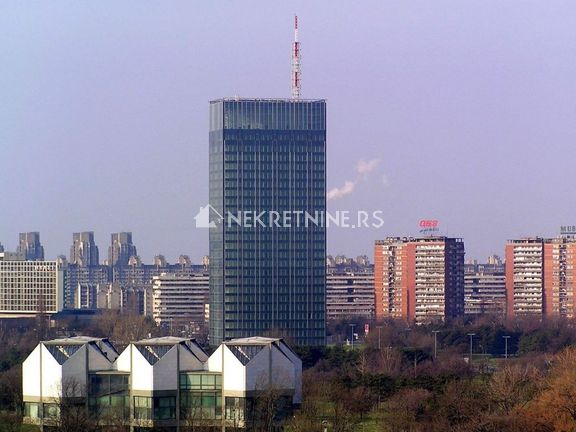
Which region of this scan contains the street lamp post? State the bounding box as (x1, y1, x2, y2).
(467, 333, 476, 362)
(432, 330, 440, 359)
(350, 324, 356, 349)
(503, 335, 510, 359)
(377, 326, 383, 350)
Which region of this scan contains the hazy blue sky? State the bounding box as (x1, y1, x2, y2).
(2, 1, 576, 263)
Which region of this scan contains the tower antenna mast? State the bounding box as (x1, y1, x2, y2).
(292, 15, 301, 99)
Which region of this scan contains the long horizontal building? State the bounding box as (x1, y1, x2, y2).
(0, 260, 64, 317)
(22, 336, 301, 431)
(374, 237, 465, 323)
(326, 270, 374, 320)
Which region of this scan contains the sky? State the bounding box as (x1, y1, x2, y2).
(2, 1, 576, 263)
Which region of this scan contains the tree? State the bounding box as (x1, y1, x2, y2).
(488, 364, 542, 414)
(285, 402, 324, 432)
(0, 365, 22, 412)
(180, 393, 214, 432)
(434, 379, 490, 429)
(524, 346, 576, 430)
(249, 372, 292, 432)
(380, 388, 430, 432)
(50, 377, 97, 432)
(375, 346, 403, 377)
(0, 411, 22, 432)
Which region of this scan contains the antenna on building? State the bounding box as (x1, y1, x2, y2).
(291, 15, 301, 99)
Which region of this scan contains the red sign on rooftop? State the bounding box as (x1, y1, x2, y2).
(419, 219, 439, 228)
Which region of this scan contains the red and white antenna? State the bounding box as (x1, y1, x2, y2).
(291, 15, 301, 99)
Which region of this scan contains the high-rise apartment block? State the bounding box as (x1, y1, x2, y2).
(209, 98, 326, 345)
(108, 232, 137, 266)
(464, 262, 506, 316)
(374, 237, 465, 323)
(0, 260, 64, 316)
(506, 237, 576, 318)
(17, 232, 45, 261)
(70, 232, 99, 266)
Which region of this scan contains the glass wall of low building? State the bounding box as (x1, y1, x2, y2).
(179, 372, 223, 421)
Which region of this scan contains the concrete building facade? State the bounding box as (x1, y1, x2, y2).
(464, 262, 506, 316)
(108, 232, 138, 267)
(0, 260, 64, 317)
(152, 272, 210, 331)
(506, 237, 576, 318)
(17, 232, 45, 261)
(326, 270, 375, 320)
(374, 237, 465, 323)
(70, 232, 100, 267)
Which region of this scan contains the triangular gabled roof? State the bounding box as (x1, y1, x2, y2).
(135, 344, 174, 365)
(45, 344, 82, 365)
(132, 336, 207, 366)
(42, 336, 118, 365)
(226, 344, 265, 366)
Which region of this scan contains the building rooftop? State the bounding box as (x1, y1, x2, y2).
(41, 336, 118, 364)
(223, 337, 298, 366)
(133, 336, 193, 345)
(132, 336, 208, 365)
(224, 336, 281, 346)
(210, 97, 325, 104)
(43, 336, 108, 345)
(375, 236, 463, 244)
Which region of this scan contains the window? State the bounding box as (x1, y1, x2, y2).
(225, 397, 245, 422)
(134, 396, 152, 420)
(43, 403, 60, 419)
(180, 392, 222, 420)
(154, 396, 176, 420)
(24, 402, 40, 419)
(180, 373, 222, 390)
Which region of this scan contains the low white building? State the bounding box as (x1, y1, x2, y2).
(22, 335, 301, 431)
(22, 336, 119, 425)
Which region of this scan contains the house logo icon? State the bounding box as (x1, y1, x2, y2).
(194, 204, 224, 229)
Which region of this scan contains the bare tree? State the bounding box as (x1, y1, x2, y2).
(380, 388, 430, 432)
(0, 411, 22, 432)
(181, 394, 215, 432)
(376, 346, 403, 376)
(248, 371, 294, 432)
(488, 364, 542, 414)
(49, 377, 97, 432)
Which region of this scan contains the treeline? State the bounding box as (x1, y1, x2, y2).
(289, 317, 576, 432)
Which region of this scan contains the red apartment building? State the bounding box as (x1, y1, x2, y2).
(374, 237, 465, 323)
(506, 237, 576, 318)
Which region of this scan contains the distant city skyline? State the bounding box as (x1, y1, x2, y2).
(2, 2, 576, 262)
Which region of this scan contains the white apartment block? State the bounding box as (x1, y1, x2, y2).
(0, 260, 64, 317)
(506, 238, 544, 316)
(22, 336, 301, 431)
(152, 272, 209, 330)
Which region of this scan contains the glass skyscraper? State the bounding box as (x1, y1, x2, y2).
(209, 98, 326, 346)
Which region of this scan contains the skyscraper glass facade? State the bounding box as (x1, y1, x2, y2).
(209, 98, 326, 346)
